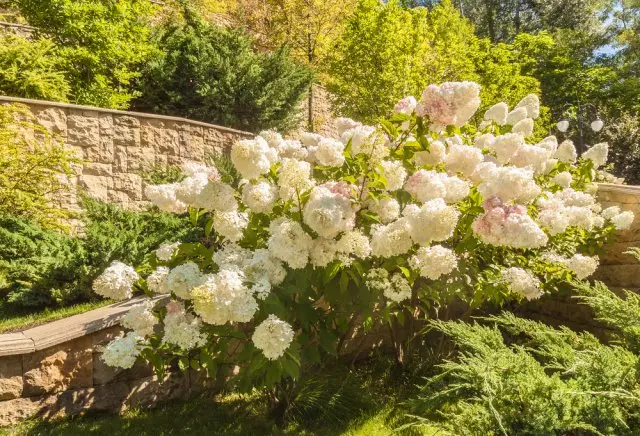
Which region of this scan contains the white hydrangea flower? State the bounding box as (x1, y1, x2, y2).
(564, 254, 599, 279)
(121, 300, 157, 337)
(243, 248, 287, 286)
(552, 171, 572, 188)
(510, 144, 553, 174)
(474, 133, 496, 150)
(335, 117, 361, 135)
(155, 241, 180, 262)
(315, 138, 345, 167)
(213, 210, 249, 242)
(259, 130, 284, 149)
(192, 181, 237, 212)
(102, 332, 142, 369)
(491, 133, 525, 164)
(242, 181, 278, 213)
(147, 266, 170, 294)
(413, 140, 447, 167)
(611, 211, 635, 230)
(175, 172, 209, 206)
(252, 315, 295, 360)
(601, 206, 621, 220)
(370, 218, 413, 258)
(515, 94, 540, 119)
(405, 170, 469, 204)
(478, 166, 540, 203)
(277, 139, 310, 160)
(502, 267, 542, 301)
(268, 218, 313, 269)
(483, 102, 508, 125)
(470, 161, 498, 184)
(511, 118, 534, 137)
(336, 230, 371, 265)
(167, 262, 205, 299)
(582, 143, 609, 168)
(309, 238, 338, 268)
(365, 269, 412, 303)
(191, 269, 258, 325)
(93, 261, 140, 300)
(303, 185, 355, 238)
(554, 140, 577, 163)
(368, 197, 400, 223)
(506, 107, 528, 126)
(145, 183, 187, 214)
(444, 144, 483, 178)
(300, 132, 323, 147)
(405, 198, 460, 246)
(231, 136, 279, 180)
(536, 136, 559, 153)
(214, 243, 252, 270)
(410, 245, 457, 280)
(162, 301, 207, 350)
(278, 158, 313, 194)
(377, 160, 407, 191)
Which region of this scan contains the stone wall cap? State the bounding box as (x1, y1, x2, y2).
(0, 95, 252, 137)
(597, 183, 640, 194)
(0, 295, 168, 356)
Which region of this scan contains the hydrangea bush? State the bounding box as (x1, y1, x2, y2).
(94, 81, 634, 389)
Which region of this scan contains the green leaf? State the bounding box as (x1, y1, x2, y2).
(339, 270, 349, 293)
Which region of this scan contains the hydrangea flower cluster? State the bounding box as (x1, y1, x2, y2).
(94, 82, 633, 384)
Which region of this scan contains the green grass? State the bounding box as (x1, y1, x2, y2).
(1, 357, 442, 436)
(0, 299, 112, 333)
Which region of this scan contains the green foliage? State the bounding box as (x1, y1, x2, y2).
(0, 198, 201, 309)
(407, 278, 640, 434)
(0, 34, 70, 101)
(327, 0, 544, 123)
(0, 104, 79, 230)
(601, 111, 640, 184)
(140, 164, 185, 185)
(133, 8, 313, 132)
(12, 0, 157, 109)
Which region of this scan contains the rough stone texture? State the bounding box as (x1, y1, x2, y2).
(595, 184, 640, 291)
(22, 336, 93, 397)
(292, 84, 338, 138)
(0, 96, 252, 213)
(0, 356, 23, 400)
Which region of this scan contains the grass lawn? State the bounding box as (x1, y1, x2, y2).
(0, 358, 442, 436)
(0, 300, 112, 333)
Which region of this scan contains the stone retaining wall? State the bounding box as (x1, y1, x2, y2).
(0, 95, 252, 215)
(595, 183, 640, 291)
(0, 296, 214, 427)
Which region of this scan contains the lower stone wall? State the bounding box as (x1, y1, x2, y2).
(0, 325, 205, 427)
(0, 297, 215, 427)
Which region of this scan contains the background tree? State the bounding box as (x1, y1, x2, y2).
(9, 0, 157, 109)
(133, 7, 313, 133)
(328, 0, 543, 123)
(0, 34, 70, 102)
(226, 0, 357, 130)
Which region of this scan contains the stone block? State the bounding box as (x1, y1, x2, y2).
(179, 125, 205, 161)
(601, 241, 640, 265)
(90, 325, 125, 348)
(126, 372, 189, 409)
(67, 112, 100, 148)
(22, 336, 93, 396)
(142, 119, 180, 156)
(82, 162, 113, 177)
(113, 173, 142, 200)
(93, 352, 153, 386)
(114, 146, 128, 173)
(33, 107, 67, 137)
(113, 116, 141, 148)
(79, 175, 112, 202)
(126, 147, 144, 171)
(0, 396, 43, 427)
(594, 264, 640, 289)
(108, 190, 132, 205)
(0, 356, 23, 400)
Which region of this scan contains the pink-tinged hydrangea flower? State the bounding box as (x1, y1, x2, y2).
(417, 82, 481, 127)
(473, 198, 548, 248)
